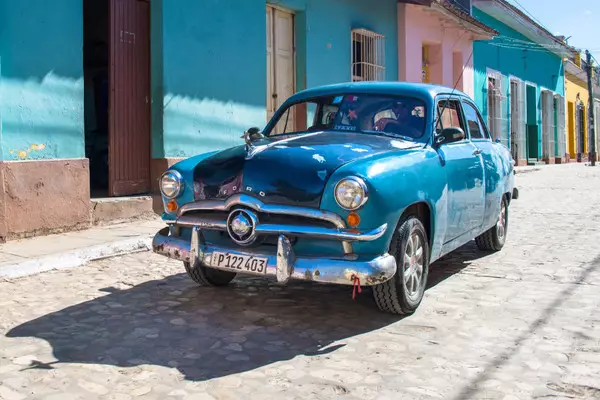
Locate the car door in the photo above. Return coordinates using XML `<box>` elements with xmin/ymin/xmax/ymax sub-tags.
<box><xmin>435</xmin><ymin>97</ymin><xmax>486</xmax><ymax>244</ymax></box>
<box><xmin>461</xmin><ymin>99</ymin><xmax>505</xmax><ymax>231</ymax></box>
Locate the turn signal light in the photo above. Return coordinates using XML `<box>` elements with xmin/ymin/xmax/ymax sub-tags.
<box><xmin>347</xmin><ymin>212</ymin><xmax>361</xmax><ymax>228</ymax></box>
<box><xmin>166</xmin><ymin>200</ymin><xmax>178</xmax><ymax>212</ymax></box>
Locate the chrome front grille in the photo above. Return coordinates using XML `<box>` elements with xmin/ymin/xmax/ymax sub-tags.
<box><xmin>169</xmin><ymin>194</ymin><xmax>388</xmax><ymax>255</ymax></box>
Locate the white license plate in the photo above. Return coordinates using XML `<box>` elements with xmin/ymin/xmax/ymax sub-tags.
<box><xmin>210</xmin><ymin>252</ymin><xmax>268</xmax><ymax>274</ymax></box>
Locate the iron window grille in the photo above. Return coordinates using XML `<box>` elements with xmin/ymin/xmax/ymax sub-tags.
<box><xmin>351</xmin><ymin>28</ymin><xmax>385</xmax><ymax>82</ymax></box>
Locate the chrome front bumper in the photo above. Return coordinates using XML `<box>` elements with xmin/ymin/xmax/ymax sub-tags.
<box><xmin>152</xmin><ymin>227</ymin><xmax>397</xmax><ymax>286</ymax></box>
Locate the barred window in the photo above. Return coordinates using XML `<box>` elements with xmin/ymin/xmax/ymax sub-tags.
<box><xmin>351</xmin><ymin>28</ymin><xmax>385</xmax><ymax>82</ymax></box>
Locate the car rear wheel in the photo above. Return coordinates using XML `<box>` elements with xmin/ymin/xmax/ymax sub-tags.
<box><xmin>475</xmin><ymin>196</ymin><xmax>508</xmax><ymax>252</ymax></box>
<box><xmin>373</xmin><ymin>215</ymin><xmax>430</xmax><ymax>315</ymax></box>
<box><xmin>184</xmin><ymin>262</ymin><xmax>237</xmax><ymax>287</ymax></box>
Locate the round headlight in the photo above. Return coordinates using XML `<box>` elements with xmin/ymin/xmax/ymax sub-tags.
<box><xmin>160</xmin><ymin>170</ymin><xmax>183</xmax><ymax>199</ymax></box>
<box><xmin>334</xmin><ymin>177</ymin><xmax>368</xmax><ymax>210</ymax></box>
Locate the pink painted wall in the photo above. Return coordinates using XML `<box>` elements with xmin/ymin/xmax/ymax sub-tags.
<box><xmin>397</xmin><ymin>3</ymin><xmax>475</xmax><ymax>97</ymax></box>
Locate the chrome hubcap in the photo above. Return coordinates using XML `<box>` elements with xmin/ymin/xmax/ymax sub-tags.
<box><xmin>497</xmin><ymin>203</ymin><xmax>507</xmax><ymax>240</ymax></box>
<box><xmin>403</xmin><ymin>232</ymin><xmax>424</xmax><ymax>300</ymax></box>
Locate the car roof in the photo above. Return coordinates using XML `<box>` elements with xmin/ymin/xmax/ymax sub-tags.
<box><xmin>286</xmin><ymin>81</ymin><xmax>470</xmax><ymax>104</ymax></box>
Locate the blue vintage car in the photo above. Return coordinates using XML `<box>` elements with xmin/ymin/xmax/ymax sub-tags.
<box><xmin>153</xmin><ymin>82</ymin><xmax>518</xmax><ymax>315</ymax></box>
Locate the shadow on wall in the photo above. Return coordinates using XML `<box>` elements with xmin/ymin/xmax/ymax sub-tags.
<box><xmin>156</xmin><ymin>0</ymin><xmax>272</xmax><ymax>157</ymax></box>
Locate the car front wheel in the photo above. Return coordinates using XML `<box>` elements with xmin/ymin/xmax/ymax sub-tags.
<box><xmin>184</xmin><ymin>262</ymin><xmax>237</xmax><ymax>287</ymax></box>
<box><xmin>373</xmin><ymin>215</ymin><xmax>430</xmax><ymax>315</ymax></box>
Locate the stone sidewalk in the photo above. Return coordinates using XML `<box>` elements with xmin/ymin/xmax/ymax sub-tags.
<box><xmin>0</xmin><ymin>219</ymin><xmax>164</xmax><ymax>280</ymax></box>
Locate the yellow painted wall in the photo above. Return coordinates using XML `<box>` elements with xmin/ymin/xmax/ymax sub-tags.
<box><xmin>565</xmin><ymin>70</ymin><xmax>589</xmax><ymax>158</ymax></box>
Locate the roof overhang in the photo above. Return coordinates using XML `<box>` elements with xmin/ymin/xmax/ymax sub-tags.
<box><xmin>565</xmin><ymin>60</ymin><xmax>588</xmax><ymax>87</ymax></box>
<box><xmin>430</xmin><ymin>1</ymin><xmax>497</xmax><ymax>39</ymax></box>
<box><xmin>473</xmin><ymin>0</ymin><xmax>576</xmax><ymax>58</ymax></box>
<box><xmin>398</xmin><ymin>0</ymin><xmax>497</xmax><ymax>40</ymax></box>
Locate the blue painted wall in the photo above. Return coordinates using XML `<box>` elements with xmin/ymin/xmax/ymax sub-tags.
<box><xmin>153</xmin><ymin>0</ymin><xmax>399</xmax><ymax>158</ymax></box>
<box><xmin>0</xmin><ymin>0</ymin><xmax>84</xmax><ymax>161</ymax></box>
<box><xmin>472</xmin><ymin>8</ymin><xmax>565</xmax><ymax>156</ymax></box>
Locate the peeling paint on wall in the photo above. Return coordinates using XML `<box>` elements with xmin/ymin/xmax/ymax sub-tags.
<box><xmin>8</xmin><ymin>143</ymin><xmax>48</xmax><ymax>160</ymax></box>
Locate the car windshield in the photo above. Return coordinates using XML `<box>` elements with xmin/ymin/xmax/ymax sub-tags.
<box><xmin>265</xmin><ymin>94</ymin><xmax>427</xmax><ymax>140</ymax></box>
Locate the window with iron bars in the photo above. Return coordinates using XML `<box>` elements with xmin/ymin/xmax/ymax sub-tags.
<box><xmin>351</xmin><ymin>28</ymin><xmax>385</xmax><ymax>82</ymax></box>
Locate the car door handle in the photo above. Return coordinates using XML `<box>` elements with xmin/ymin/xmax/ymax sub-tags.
<box><xmin>473</xmin><ymin>149</ymin><xmax>482</xmax><ymax>155</ymax></box>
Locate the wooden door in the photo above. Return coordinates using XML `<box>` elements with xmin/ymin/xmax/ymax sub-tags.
<box><xmin>109</xmin><ymin>0</ymin><xmax>150</xmax><ymax>196</ymax></box>
<box><xmin>266</xmin><ymin>6</ymin><xmax>295</xmax><ymax>133</ymax></box>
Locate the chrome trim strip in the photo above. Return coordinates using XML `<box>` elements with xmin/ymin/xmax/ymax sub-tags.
<box><xmin>168</xmin><ymin>217</ymin><xmax>387</xmax><ymax>242</ymax></box>
<box><xmin>255</xmin><ymin>223</ymin><xmax>387</xmax><ymax>242</ymax></box>
<box><xmin>169</xmin><ymin>215</ymin><xmax>228</xmax><ymax>230</ymax></box>
<box><xmin>152</xmin><ymin>227</ymin><xmax>396</xmax><ymax>286</ymax></box>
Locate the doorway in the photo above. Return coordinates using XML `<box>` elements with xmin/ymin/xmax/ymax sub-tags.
<box><xmin>510</xmin><ymin>80</ymin><xmax>520</xmax><ymax>162</ymax></box>
<box><xmin>267</xmin><ymin>5</ymin><xmax>296</xmax><ymax>133</ymax></box>
<box><xmin>83</xmin><ymin>0</ymin><xmax>151</xmax><ymax>197</ymax></box>
<box><xmin>568</xmin><ymin>101</ymin><xmax>575</xmax><ymax>159</ymax></box>
<box><xmin>576</xmin><ymin>104</ymin><xmax>585</xmax><ymax>161</ymax></box>
<box><xmin>525</xmin><ymin>85</ymin><xmax>538</xmax><ymax>161</ymax></box>
<box><xmin>83</xmin><ymin>0</ymin><xmax>109</xmax><ymax>196</ymax></box>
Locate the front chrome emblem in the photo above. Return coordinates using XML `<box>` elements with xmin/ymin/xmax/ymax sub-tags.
<box><xmin>226</xmin><ymin>209</ymin><xmax>258</xmax><ymax>246</ymax></box>
<box><xmin>230</xmin><ymin>214</ymin><xmax>251</xmax><ymax>236</ymax></box>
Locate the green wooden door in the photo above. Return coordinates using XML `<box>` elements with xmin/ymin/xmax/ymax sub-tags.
<box><xmin>526</xmin><ymin>85</ymin><xmax>539</xmax><ymax>160</ymax></box>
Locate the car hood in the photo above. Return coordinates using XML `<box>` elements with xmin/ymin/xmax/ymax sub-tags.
<box><xmin>192</xmin><ymin>131</ymin><xmax>420</xmax><ymax>207</ymax></box>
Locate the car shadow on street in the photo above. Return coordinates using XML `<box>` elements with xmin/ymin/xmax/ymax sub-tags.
<box><xmin>6</xmin><ymin>244</ymin><xmax>486</xmax><ymax>382</ymax></box>
<box><xmin>7</xmin><ymin>272</ymin><xmax>402</xmax><ymax>382</ymax></box>
<box><xmin>427</xmin><ymin>240</ymin><xmax>491</xmax><ymax>289</ymax></box>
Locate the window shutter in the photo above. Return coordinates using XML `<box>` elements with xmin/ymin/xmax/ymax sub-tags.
<box><xmin>541</xmin><ymin>91</ymin><xmax>555</xmax><ymax>160</ymax></box>
<box><xmin>516</xmin><ymin>81</ymin><xmax>527</xmax><ymax>161</ymax></box>
<box><xmin>595</xmin><ymin>101</ymin><xmax>600</xmax><ymax>155</ymax></box>
<box><xmin>499</xmin><ymin>75</ymin><xmax>509</xmax><ymax>147</ymax></box>
<box><xmin>556</xmin><ymin>95</ymin><xmax>566</xmax><ymax>158</ymax></box>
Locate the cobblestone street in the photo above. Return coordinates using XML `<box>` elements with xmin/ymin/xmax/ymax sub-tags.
<box><xmin>1</xmin><ymin>164</ymin><xmax>599</xmax><ymax>400</ymax></box>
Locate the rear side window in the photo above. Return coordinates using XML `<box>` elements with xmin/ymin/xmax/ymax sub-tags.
<box><xmin>462</xmin><ymin>102</ymin><xmax>487</xmax><ymax>140</ymax></box>
<box><xmin>436</xmin><ymin>99</ymin><xmax>465</xmax><ymax>135</ymax></box>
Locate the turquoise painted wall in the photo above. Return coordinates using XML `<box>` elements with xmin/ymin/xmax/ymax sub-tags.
<box><xmin>0</xmin><ymin>0</ymin><xmax>84</xmax><ymax>161</ymax></box>
<box><xmin>472</xmin><ymin>8</ymin><xmax>565</xmax><ymax>157</ymax></box>
<box><xmin>153</xmin><ymin>0</ymin><xmax>399</xmax><ymax>158</ymax></box>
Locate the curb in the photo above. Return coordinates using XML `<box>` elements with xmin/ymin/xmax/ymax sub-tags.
<box><xmin>514</xmin><ymin>167</ymin><xmax>541</xmax><ymax>175</ymax></box>
<box><xmin>0</xmin><ymin>236</ymin><xmax>153</xmax><ymax>280</ymax></box>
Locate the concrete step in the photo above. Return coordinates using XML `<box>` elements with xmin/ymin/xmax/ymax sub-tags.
<box><xmin>527</xmin><ymin>159</ymin><xmax>546</xmax><ymax>166</ymax></box>
<box><xmin>91</xmin><ymin>195</ymin><xmax>160</xmax><ymax>225</ymax></box>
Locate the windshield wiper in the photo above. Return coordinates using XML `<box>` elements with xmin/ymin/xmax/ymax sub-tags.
<box><xmin>361</xmin><ymin>130</ymin><xmax>416</xmax><ymax>142</ymax></box>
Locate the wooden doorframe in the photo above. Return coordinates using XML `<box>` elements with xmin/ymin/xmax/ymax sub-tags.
<box><xmin>266</xmin><ymin>5</ymin><xmax>296</xmax><ymax>128</ymax></box>
<box><xmin>108</xmin><ymin>0</ymin><xmax>151</xmax><ymax>197</ymax></box>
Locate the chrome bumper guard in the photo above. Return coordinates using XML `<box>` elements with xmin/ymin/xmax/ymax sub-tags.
<box><xmin>152</xmin><ymin>227</ymin><xmax>397</xmax><ymax>286</ymax></box>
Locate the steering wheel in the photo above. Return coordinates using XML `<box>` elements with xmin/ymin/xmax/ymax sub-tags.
<box><xmin>380</xmin><ymin>119</ymin><xmax>421</xmax><ymax>138</ymax></box>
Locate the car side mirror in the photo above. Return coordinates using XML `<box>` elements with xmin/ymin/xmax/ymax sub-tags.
<box><xmin>247</xmin><ymin>127</ymin><xmax>261</xmax><ymax>136</ymax></box>
<box><xmin>434</xmin><ymin>127</ymin><xmax>465</xmax><ymax>147</ymax></box>
<box><xmin>241</xmin><ymin>127</ymin><xmax>264</xmax><ymax>145</ymax></box>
